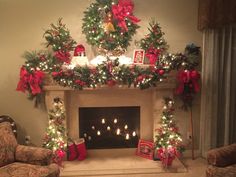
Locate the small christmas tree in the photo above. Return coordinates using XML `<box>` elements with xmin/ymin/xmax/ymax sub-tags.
<box><xmin>43</xmin><ymin>97</ymin><xmax>67</xmax><ymax>166</ymax></box>
<box><xmin>155</xmin><ymin>97</ymin><xmax>184</xmax><ymax>166</ymax></box>
<box><xmin>140</xmin><ymin>20</ymin><xmax>168</xmax><ymax>65</ymax></box>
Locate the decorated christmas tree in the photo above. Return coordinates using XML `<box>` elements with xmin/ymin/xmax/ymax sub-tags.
<box><xmin>43</xmin><ymin>98</ymin><xmax>67</xmax><ymax>165</ymax></box>
<box><xmin>155</xmin><ymin>97</ymin><xmax>184</xmax><ymax>166</ymax></box>
<box><xmin>140</xmin><ymin>20</ymin><xmax>168</xmax><ymax>65</ymax></box>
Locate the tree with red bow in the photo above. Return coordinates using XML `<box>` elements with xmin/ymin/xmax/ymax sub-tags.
<box><xmin>140</xmin><ymin>20</ymin><xmax>168</xmax><ymax>65</ymax></box>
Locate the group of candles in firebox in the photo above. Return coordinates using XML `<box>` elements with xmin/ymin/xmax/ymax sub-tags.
<box><xmin>84</xmin><ymin>118</ymin><xmax>137</xmax><ymax>140</ymax></box>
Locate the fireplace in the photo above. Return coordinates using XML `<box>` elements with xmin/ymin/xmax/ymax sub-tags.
<box><xmin>43</xmin><ymin>73</ymin><xmax>176</xmax><ymax>154</ymax></box>
<box><xmin>79</xmin><ymin>106</ymin><xmax>140</xmax><ymax>149</ymax></box>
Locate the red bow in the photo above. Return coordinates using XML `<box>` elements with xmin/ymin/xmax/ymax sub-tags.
<box><xmin>54</xmin><ymin>50</ymin><xmax>71</xmax><ymax>63</ymax></box>
<box><xmin>112</xmin><ymin>0</ymin><xmax>140</xmax><ymax>32</ymax></box>
<box><xmin>16</xmin><ymin>67</ymin><xmax>44</xmax><ymax>95</ymax></box>
<box><xmin>145</xmin><ymin>48</ymin><xmax>161</xmax><ymax>65</ymax></box>
<box><xmin>175</xmin><ymin>70</ymin><xmax>200</xmax><ymax>94</ymax></box>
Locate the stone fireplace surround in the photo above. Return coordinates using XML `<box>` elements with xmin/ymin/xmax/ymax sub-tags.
<box><xmin>43</xmin><ymin>75</ymin><xmax>176</xmax><ymax>154</ymax></box>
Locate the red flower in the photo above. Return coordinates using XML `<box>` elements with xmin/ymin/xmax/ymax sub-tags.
<box><xmin>52</xmin><ymin>71</ymin><xmax>62</xmax><ymax>77</ymax></box>
<box><xmin>54</xmin><ymin>50</ymin><xmax>71</xmax><ymax>63</ymax></box>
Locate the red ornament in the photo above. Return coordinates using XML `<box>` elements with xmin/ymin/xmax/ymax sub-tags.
<box><xmin>107</xmin><ymin>79</ymin><xmax>116</xmax><ymax>87</ymax></box>
<box><xmin>158</xmin><ymin>69</ymin><xmax>165</xmax><ymax>75</ymax></box>
<box><xmin>74</xmin><ymin>44</ymin><xmax>86</xmax><ymax>56</ymax></box>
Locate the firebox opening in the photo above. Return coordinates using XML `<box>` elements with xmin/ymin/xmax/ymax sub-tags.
<box><xmin>79</xmin><ymin>106</ymin><xmax>140</xmax><ymax>149</ymax></box>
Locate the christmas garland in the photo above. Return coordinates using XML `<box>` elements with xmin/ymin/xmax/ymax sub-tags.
<box><xmin>82</xmin><ymin>0</ymin><xmax>140</xmax><ymax>54</ymax></box>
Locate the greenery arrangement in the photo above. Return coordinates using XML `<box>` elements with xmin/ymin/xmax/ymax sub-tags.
<box><xmin>140</xmin><ymin>20</ymin><xmax>168</xmax><ymax>65</ymax></box>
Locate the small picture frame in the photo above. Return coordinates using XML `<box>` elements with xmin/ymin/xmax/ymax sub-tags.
<box><xmin>136</xmin><ymin>139</ymin><xmax>154</xmax><ymax>160</ymax></box>
<box><xmin>133</xmin><ymin>49</ymin><xmax>145</xmax><ymax>64</ymax></box>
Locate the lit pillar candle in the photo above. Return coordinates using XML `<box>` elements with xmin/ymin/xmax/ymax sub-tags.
<box><xmin>132</xmin><ymin>131</ymin><xmax>136</xmax><ymax>137</ymax></box>
<box><xmin>102</xmin><ymin>118</ymin><xmax>105</xmax><ymax>124</ymax></box>
<box><xmin>114</xmin><ymin>118</ymin><xmax>118</xmax><ymax>124</ymax></box>
<box><xmin>116</xmin><ymin>128</ymin><xmax>120</xmax><ymax>135</ymax></box>
<box><xmin>125</xmin><ymin>133</ymin><xmax>130</xmax><ymax>140</ymax></box>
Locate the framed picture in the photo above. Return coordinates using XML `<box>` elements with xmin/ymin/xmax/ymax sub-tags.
<box><xmin>136</xmin><ymin>139</ymin><xmax>154</xmax><ymax>160</ymax></box>
<box><xmin>133</xmin><ymin>49</ymin><xmax>145</xmax><ymax>64</ymax></box>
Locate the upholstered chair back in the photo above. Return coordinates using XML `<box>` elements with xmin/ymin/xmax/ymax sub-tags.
<box><xmin>0</xmin><ymin>122</ymin><xmax>18</xmax><ymax>167</ymax></box>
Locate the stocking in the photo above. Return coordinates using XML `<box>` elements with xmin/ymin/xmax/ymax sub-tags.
<box><xmin>75</xmin><ymin>138</ymin><xmax>87</xmax><ymax>161</ymax></box>
<box><xmin>68</xmin><ymin>142</ymin><xmax>78</xmax><ymax>161</ymax></box>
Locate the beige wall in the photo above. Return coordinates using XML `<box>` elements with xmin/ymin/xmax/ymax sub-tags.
<box><xmin>0</xmin><ymin>0</ymin><xmax>202</xmax><ymax>149</ymax></box>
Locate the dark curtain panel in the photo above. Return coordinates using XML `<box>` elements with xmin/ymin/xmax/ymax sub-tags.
<box><xmin>198</xmin><ymin>0</ymin><xmax>236</xmax><ymax>30</ymax></box>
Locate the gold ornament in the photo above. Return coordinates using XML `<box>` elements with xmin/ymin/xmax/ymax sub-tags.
<box><xmin>103</xmin><ymin>12</ymin><xmax>115</xmax><ymax>33</ymax></box>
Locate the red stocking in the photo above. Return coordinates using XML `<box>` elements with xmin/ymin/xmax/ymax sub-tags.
<box><xmin>75</xmin><ymin>138</ymin><xmax>87</xmax><ymax>161</ymax></box>
<box><xmin>68</xmin><ymin>142</ymin><xmax>78</xmax><ymax>161</ymax></box>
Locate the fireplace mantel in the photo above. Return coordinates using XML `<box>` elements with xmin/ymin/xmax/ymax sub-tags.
<box><xmin>43</xmin><ymin>72</ymin><xmax>177</xmax><ymax>142</ymax></box>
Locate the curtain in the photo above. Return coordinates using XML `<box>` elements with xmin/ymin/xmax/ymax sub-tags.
<box><xmin>200</xmin><ymin>25</ymin><xmax>236</xmax><ymax>157</ymax></box>
<box><xmin>198</xmin><ymin>0</ymin><xmax>236</xmax><ymax>30</ymax></box>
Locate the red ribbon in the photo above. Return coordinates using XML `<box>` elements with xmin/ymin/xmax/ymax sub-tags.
<box><xmin>54</xmin><ymin>50</ymin><xmax>71</xmax><ymax>63</ymax></box>
<box><xmin>175</xmin><ymin>70</ymin><xmax>200</xmax><ymax>94</ymax></box>
<box><xmin>112</xmin><ymin>0</ymin><xmax>140</xmax><ymax>32</ymax></box>
<box><xmin>74</xmin><ymin>44</ymin><xmax>85</xmax><ymax>56</ymax></box>
<box><xmin>16</xmin><ymin>67</ymin><xmax>44</xmax><ymax>95</ymax></box>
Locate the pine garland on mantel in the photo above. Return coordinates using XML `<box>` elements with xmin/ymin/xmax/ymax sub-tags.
<box><xmin>16</xmin><ymin>18</ymin><xmax>200</xmax><ymax>105</ymax></box>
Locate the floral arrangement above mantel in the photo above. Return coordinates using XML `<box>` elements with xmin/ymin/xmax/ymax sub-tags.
<box><xmin>16</xmin><ymin>0</ymin><xmax>201</xmax><ymax>106</ymax></box>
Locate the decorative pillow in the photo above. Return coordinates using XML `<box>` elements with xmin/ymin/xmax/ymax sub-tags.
<box><xmin>0</xmin><ymin>122</ymin><xmax>18</xmax><ymax>167</ymax></box>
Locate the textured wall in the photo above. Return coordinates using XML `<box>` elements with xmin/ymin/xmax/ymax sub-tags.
<box><xmin>0</xmin><ymin>0</ymin><xmax>202</xmax><ymax>149</ymax></box>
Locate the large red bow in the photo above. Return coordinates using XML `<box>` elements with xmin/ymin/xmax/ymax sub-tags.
<box><xmin>175</xmin><ymin>70</ymin><xmax>200</xmax><ymax>94</ymax></box>
<box><xmin>16</xmin><ymin>67</ymin><xmax>44</xmax><ymax>95</ymax></box>
<box><xmin>112</xmin><ymin>0</ymin><xmax>140</xmax><ymax>32</ymax></box>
